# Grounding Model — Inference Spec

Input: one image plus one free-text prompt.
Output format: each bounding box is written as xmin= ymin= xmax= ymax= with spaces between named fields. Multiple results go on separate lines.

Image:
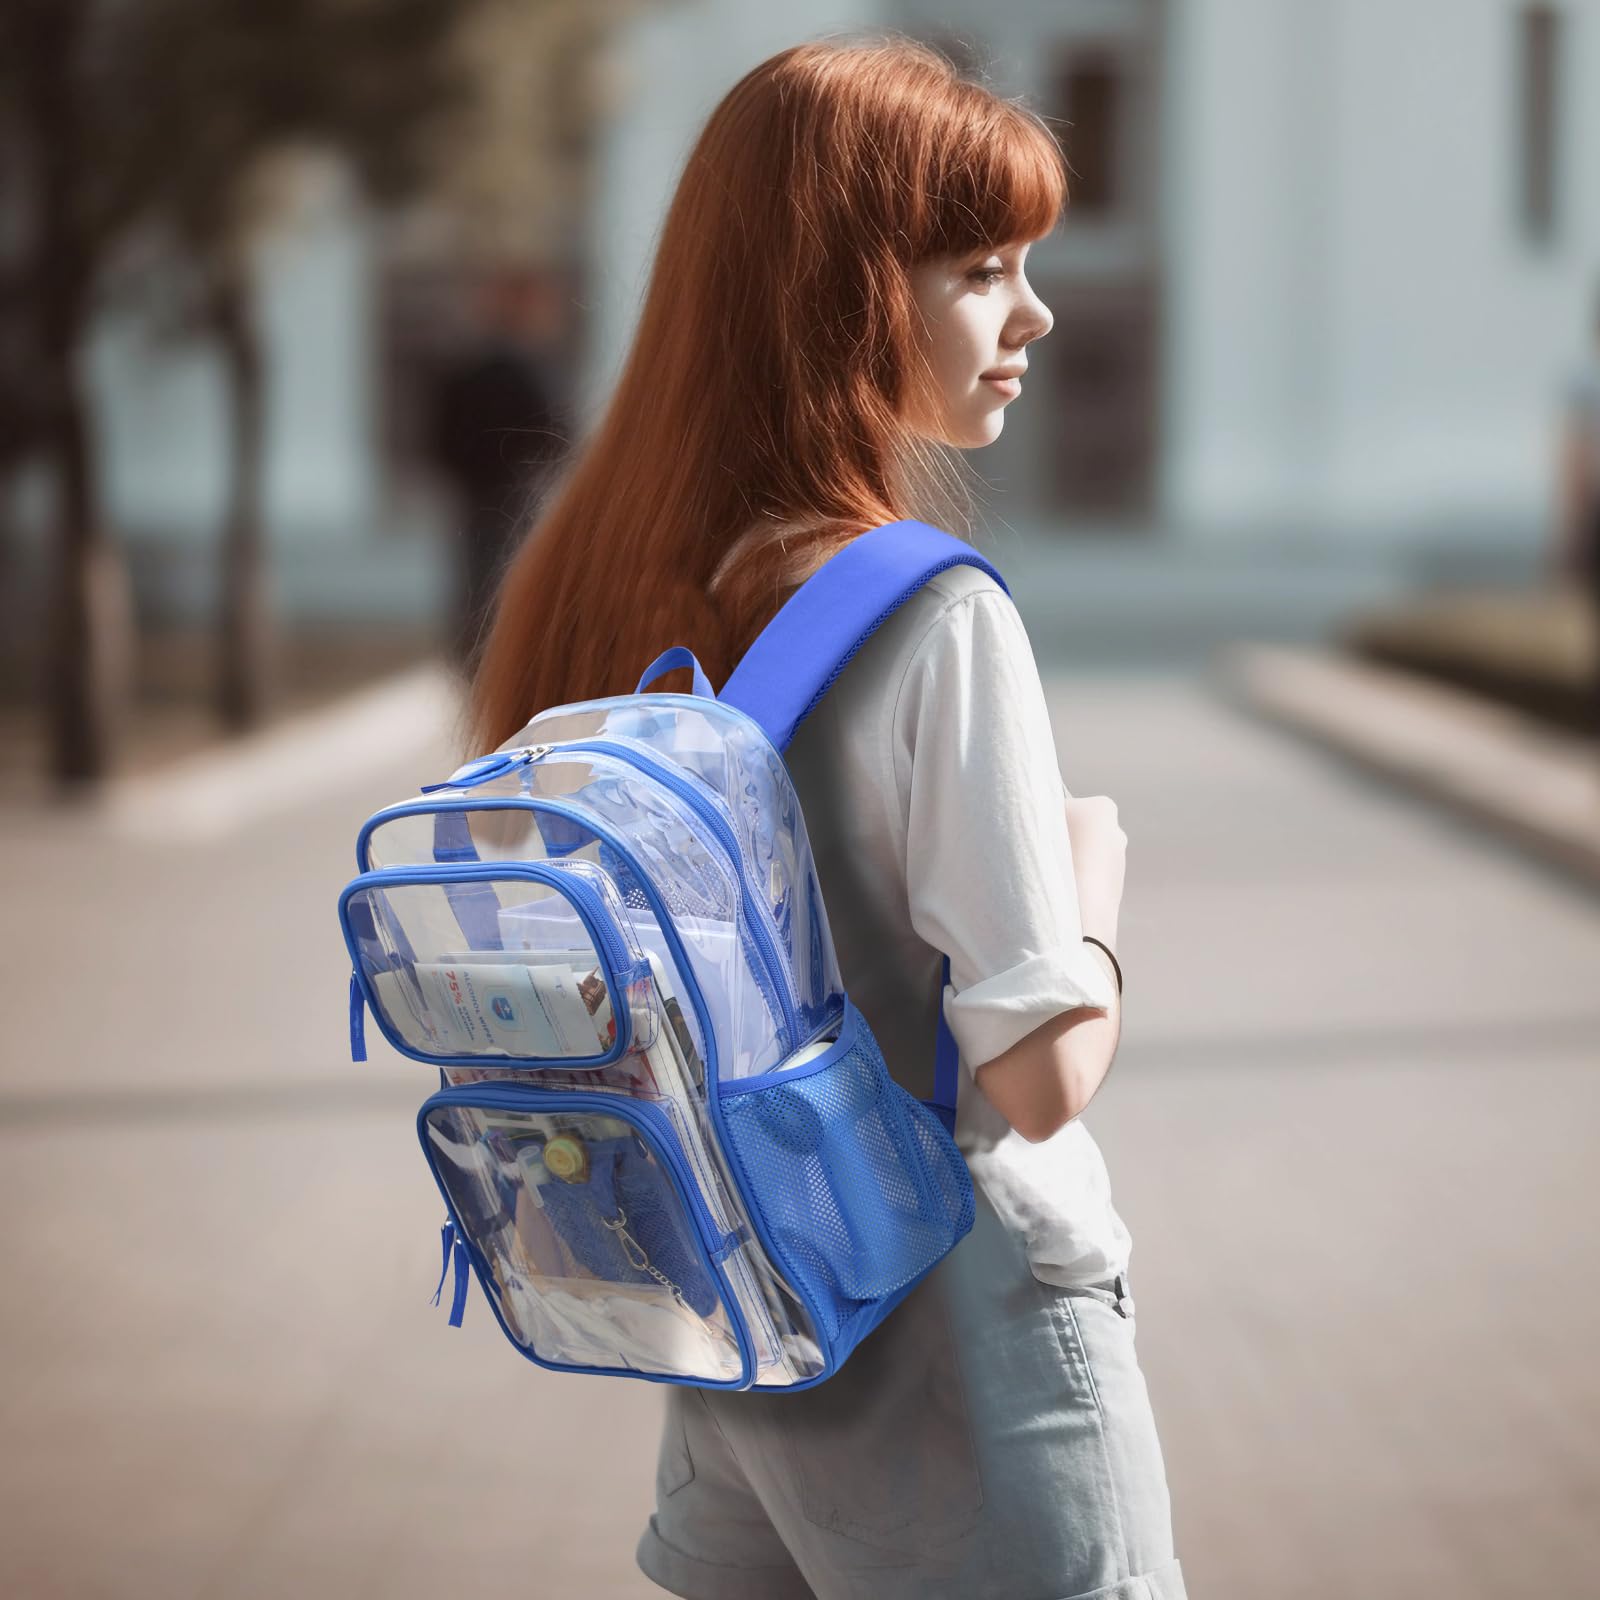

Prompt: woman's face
xmin=905 ymin=239 xmax=1052 ymax=448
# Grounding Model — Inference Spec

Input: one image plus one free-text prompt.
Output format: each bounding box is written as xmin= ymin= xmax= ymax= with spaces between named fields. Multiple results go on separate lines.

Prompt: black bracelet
xmin=1081 ymin=935 xmax=1123 ymax=997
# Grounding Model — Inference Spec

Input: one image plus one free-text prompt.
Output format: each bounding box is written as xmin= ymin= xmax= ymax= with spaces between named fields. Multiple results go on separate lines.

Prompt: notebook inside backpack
xmin=415 ymin=952 xmax=610 ymax=1057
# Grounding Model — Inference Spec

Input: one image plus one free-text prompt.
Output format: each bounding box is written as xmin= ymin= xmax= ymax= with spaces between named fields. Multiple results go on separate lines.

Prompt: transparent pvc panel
xmin=364 ymin=749 xmax=794 ymax=1079
xmin=363 ymin=803 xmax=561 ymax=870
xmin=362 ymin=754 xmax=616 ymax=870
xmin=514 ymin=698 xmax=846 ymax=1059
xmin=424 ymin=1100 xmax=747 ymax=1381
xmin=346 ymin=860 xmax=651 ymax=1066
xmin=434 ymin=949 xmax=838 ymax=1386
xmin=424 ymin=1079 xmax=830 ymax=1387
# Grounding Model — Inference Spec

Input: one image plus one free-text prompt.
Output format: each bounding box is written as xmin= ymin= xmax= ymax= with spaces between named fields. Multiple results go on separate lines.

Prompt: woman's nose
xmin=1011 ymin=295 xmax=1052 ymax=349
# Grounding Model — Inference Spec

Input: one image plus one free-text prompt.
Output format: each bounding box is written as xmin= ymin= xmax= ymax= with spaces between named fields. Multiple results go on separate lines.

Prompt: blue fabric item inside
xmin=535 ymin=1135 xmax=720 ymax=1317
xmin=430 ymin=810 xmax=504 ymax=950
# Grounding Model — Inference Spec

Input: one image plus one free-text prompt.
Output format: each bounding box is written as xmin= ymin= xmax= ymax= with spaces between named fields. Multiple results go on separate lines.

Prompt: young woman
xmin=469 ymin=34 xmax=1186 ymax=1600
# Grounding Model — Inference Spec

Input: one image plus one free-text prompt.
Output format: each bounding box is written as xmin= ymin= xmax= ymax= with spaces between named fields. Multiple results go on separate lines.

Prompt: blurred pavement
xmin=1224 ymin=641 xmax=1600 ymax=884
xmin=1 ymin=656 xmax=1597 ymax=1598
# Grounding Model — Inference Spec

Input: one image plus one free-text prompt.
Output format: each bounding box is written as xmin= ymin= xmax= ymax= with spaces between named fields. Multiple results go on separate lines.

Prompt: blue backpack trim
xmin=349 ymin=519 xmax=999 ymax=1389
xmin=636 ymin=644 xmax=717 ymax=700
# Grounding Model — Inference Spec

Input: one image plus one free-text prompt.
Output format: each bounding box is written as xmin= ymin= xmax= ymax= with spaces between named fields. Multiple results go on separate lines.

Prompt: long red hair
xmin=467 ymin=33 xmax=1066 ymax=752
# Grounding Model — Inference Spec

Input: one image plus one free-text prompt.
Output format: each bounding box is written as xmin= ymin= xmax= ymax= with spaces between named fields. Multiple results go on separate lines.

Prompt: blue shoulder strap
xmin=716 ymin=520 xmax=1010 ymax=752
xmin=716 ymin=519 xmax=1011 ymax=1136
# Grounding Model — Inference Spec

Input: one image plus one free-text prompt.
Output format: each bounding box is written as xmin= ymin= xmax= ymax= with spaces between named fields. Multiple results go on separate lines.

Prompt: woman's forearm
xmin=1059 ymin=943 xmax=1123 ymax=1122
xmin=973 ymin=957 xmax=1122 ymax=1142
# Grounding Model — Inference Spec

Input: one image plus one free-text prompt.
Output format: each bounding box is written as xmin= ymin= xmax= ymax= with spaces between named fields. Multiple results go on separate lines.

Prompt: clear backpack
xmin=337 ymin=521 xmax=1005 ymax=1389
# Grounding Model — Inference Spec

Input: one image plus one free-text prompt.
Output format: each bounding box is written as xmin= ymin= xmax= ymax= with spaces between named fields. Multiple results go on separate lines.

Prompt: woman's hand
xmin=1063 ymin=794 xmax=1126 ymax=951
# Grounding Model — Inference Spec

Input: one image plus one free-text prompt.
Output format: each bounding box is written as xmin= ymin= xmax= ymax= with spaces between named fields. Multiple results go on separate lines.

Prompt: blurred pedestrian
xmin=469 ymin=35 xmax=1185 ymax=1600
xmin=427 ymin=266 xmax=568 ymax=674
xmin=1554 ymin=276 xmax=1600 ymax=740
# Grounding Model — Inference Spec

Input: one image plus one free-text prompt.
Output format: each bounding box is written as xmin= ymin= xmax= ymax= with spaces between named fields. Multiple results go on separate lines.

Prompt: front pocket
xmin=419 ymin=1087 xmax=753 ymax=1385
xmin=341 ymin=859 xmax=651 ymax=1069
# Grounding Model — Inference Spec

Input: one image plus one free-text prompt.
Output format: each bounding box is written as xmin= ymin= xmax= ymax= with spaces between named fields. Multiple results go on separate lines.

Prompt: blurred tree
xmin=0 ymin=1 xmax=145 ymax=785
xmin=0 ymin=0 xmax=487 ymax=777
xmin=121 ymin=0 xmax=485 ymax=732
xmin=1 ymin=0 xmax=633 ymax=777
xmin=439 ymin=0 xmax=628 ymax=264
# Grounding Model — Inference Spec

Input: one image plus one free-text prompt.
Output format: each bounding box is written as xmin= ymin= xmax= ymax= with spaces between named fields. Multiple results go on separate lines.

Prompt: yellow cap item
xmin=543 ymin=1133 xmax=589 ymax=1184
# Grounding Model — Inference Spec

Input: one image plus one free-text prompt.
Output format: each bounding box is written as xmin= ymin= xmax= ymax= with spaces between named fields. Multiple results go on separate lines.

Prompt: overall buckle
xmin=1112 ymin=1272 xmax=1136 ymax=1320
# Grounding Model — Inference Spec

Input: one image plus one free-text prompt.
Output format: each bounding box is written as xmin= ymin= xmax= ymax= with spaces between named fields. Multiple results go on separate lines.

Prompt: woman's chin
xmin=927 ymin=409 xmax=1006 ymax=449
xmin=962 ymin=411 xmax=1006 ymax=448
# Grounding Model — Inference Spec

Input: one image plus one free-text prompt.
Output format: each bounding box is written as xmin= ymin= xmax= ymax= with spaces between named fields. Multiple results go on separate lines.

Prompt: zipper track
xmin=340 ymin=859 xmax=638 ymax=1070
xmin=420 ymin=1083 xmax=755 ymax=1387
xmin=559 ymin=738 xmax=802 ymax=1053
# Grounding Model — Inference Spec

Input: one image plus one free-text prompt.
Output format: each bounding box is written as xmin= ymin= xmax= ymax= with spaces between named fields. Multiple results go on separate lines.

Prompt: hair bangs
xmin=916 ymin=96 xmax=1067 ymax=260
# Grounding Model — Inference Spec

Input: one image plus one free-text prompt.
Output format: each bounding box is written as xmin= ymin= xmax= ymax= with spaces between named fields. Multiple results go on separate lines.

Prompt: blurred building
xmin=595 ymin=0 xmax=1600 ymax=569
xmin=12 ymin=0 xmax=1597 ymax=647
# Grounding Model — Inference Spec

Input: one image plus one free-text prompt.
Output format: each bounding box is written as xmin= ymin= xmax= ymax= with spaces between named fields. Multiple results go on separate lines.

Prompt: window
xmin=1055 ymin=49 xmax=1123 ymax=219
xmin=1516 ymin=5 xmax=1561 ymax=242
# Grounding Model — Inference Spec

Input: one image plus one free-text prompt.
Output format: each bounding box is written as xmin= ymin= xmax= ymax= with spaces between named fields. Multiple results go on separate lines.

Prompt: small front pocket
xmin=341 ymin=859 xmax=654 ymax=1069
xmin=419 ymin=1086 xmax=753 ymax=1385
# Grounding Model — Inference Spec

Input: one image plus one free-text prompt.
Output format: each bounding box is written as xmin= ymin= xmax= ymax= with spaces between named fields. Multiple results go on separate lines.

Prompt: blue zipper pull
xmin=349 ymin=972 xmax=367 ymax=1062
xmin=431 ymin=1216 xmax=471 ymax=1327
xmin=432 ymin=1218 xmax=454 ymax=1307
xmin=447 ymin=1233 xmax=471 ymax=1327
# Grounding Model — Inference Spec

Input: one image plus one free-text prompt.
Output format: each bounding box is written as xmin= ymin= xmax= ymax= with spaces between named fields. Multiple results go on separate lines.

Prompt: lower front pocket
xmin=419 ymin=1088 xmax=750 ymax=1385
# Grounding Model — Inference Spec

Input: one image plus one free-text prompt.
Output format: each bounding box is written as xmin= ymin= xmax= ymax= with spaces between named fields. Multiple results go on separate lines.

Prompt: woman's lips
xmin=981 ymin=375 xmax=1022 ymax=397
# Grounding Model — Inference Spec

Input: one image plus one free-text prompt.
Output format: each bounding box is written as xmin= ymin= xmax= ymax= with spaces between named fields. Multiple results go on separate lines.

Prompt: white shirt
xmin=783 ymin=559 xmax=1132 ymax=1288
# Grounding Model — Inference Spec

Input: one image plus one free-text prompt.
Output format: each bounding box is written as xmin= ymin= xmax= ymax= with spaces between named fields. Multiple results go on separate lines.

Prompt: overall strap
xmin=717 ymin=519 xmax=1010 ymax=1135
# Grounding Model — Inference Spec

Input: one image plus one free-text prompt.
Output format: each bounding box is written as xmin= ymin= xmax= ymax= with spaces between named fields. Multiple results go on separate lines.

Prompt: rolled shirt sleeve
xmin=893 ymin=586 xmax=1117 ymax=1073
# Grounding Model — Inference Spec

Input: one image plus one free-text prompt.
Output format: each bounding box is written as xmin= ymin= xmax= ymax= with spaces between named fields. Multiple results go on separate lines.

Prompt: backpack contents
xmin=423 ymin=1099 xmax=744 ymax=1380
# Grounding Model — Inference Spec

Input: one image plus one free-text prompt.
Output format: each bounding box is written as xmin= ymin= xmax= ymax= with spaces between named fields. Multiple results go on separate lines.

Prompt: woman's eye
xmin=969 ymin=268 xmax=1005 ymax=286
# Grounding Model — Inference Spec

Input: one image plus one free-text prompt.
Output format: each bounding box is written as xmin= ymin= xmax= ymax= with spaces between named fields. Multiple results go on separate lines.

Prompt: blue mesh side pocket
xmin=719 ymin=998 xmax=972 ymax=1334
